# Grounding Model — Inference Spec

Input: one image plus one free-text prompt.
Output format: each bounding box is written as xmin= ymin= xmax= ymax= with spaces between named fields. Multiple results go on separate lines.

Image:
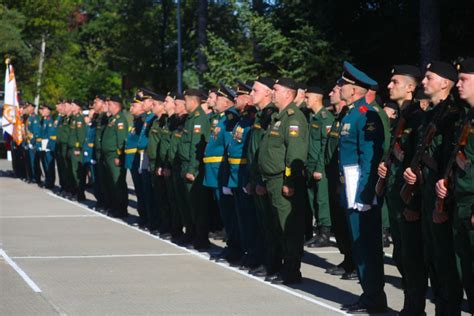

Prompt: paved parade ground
xmin=0 ymin=159 xmax=468 ymax=315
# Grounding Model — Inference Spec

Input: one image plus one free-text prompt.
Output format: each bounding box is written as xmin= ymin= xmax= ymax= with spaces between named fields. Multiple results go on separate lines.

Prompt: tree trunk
xmin=197 ymin=0 xmax=208 ymax=77
xmin=34 ymin=34 xmax=46 ymax=113
xmin=419 ymin=0 xmax=440 ymax=67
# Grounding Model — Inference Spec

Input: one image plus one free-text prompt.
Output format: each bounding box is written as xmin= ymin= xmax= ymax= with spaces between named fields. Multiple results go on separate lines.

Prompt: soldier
xmin=247 ymin=77 xmax=281 ymax=278
xmin=377 ymin=65 xmax=426 ymax=314
xmin=304 ymin=86 xmax=334 ymax=248
xmin=66 ymin=101 xmax=86 ymax=201
xmin=435 ymin=57 xmax=474 ymax=314
xmin=56 ymin=101 xmax=72 ymax=196
xmin=205 ymin=83 xmax=240 ymax=261
xmin=82 ymin=105 xmax=96 ymax=192
xmin=91 ymin=96 xmax=109 ymax=212
xmin=101 ymin=96 xmax=129 ymax=218
xmin=147 ymin=94 xmax=170 ymax=236
xmin=258 ymin=77 xmax=308 ymax=285
xmin=124 ymin=98 xmax=146 ymax=225
xmin=226 ymin=80 xmax=262 ymax=270
xmin=177 ymin=89 xmax=211 ymax=249
xmin=137 ymin=94 xmax=157 ymax=231
xmin=403 ymin=62 xmax=464 ymax=315
xmin=324 ymin=82 xmax=356 ymax=280
xmin=163 ymin=93 xmax=188 ymax=241
xmin=38 ymin=104 xmax=57 ymax=189
xmin=337 ymin=62 xmax=387 ymax=313
xmin=24 ymin=102 xmax=42 ymax=184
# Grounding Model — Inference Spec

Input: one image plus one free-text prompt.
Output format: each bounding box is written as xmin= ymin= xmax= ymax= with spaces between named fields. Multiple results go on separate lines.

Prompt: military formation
xmin=8 ymin=58 xmax=474 ymax=315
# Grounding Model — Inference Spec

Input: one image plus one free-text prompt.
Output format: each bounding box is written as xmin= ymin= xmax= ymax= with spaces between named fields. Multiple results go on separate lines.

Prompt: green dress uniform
xmin=66 ymin=112 xmax=86 ymax=199
xmin=101 ymin=111 xmax=129 ymax=217
xmin=413 ymin=95 xmax=464 ymax=314
xmin=148 ymin=114 xmax=171 ymax=234
xmin=452 ymin=108 xmax=474 ymax=313
xmin=324 ymin=105 xmax=355 ymax=273
xmin=176 ymin=106 xmax=211 ymax=247
xmin=306 ymin=107 xmax=334 ymax=245
xmin=165 ymin=113 xmax=188 ymax=239
xmin=56 ymin=114 xmax=70 ymax=193
xmin=247 ymin=103 xmax=281 ymax=276
xmin=258 ymin=102 xmax=308 ymax=282
xmin=93 ymin=113 xmax=109 ymax=210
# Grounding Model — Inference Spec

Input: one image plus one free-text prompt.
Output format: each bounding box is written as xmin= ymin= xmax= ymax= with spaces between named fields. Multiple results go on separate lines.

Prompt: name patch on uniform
xmin=341 ymin=123 xmax=351 ymax=136
xmin=194 ymin=125 xmax=201 ymax=133
xmin=311 ymin=123 xmax=320 ymax=129
xmin=213 ymin=126 xmax=221 ymax=137
xmin=289 ymin=125 xmax=299 ymax=137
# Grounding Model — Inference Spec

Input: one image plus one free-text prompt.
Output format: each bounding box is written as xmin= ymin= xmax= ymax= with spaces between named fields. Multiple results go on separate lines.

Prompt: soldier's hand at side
xmin=312 ymin=172 xmax=322 ymax=181
xmin=185 ymin=173 xmax=195 ymax=182
xmin=432 ymin=211 xmax=448 ymax=224
xmin=378 ymin=162 xmax=387 ymax=179
xmin=114 ymin=158 xmax=121 ymax=167
xmin=282 ymin=185 xmax=294 ymax=197
xmin=403 ymin=168 xmax=417 ymax=185
xmin=435 ymin=179 xmax=447 ymax=199
xmin=255 ymin=184 xmax=267 ymax=196
xmin=403 ymin=209 xmax=420 ymax=222
xmin=156 ymin=167 xmax=162 ymax=177
xmin=245 ymin=183 xmax=255 ymax=195
xmin=74 ymin=150 xmax=80 ymax=157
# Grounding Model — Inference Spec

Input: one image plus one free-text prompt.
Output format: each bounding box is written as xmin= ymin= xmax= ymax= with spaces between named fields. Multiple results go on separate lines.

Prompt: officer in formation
xmin=15 ymin=58 xmax=474 ymax=315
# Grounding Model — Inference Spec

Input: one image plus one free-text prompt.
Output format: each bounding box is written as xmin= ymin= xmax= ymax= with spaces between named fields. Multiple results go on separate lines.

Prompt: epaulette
xmin=227 ymin=113 xmax=234 ymax=120
xmin=288 ymin=109 xmax=295 ymax=115
xmin=195 ymin=111 xmax=200 ymax=117
xmin=321 ymin=110 xmax=327 ymax=119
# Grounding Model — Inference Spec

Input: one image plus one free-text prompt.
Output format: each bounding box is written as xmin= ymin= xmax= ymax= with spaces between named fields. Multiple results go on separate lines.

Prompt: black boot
xmin=383 ymin=228 xmax=391 ymax=248
xmin=306 ymin=226 xmax=331 ymax=247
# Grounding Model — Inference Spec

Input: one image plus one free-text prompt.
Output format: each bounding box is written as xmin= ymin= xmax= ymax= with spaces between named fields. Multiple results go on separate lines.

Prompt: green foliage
xmin=0 ymin=6 xmax=31 ymax=62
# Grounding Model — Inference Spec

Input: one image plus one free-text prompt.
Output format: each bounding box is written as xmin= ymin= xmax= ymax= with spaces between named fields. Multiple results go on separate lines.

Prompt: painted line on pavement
xmin=329 ymin=236 xmax=393 ymax=258
xmin=0 ymin=214 xmax=100 ymax=219
xmin=0 ymin=249 xmax=42 ymax=293
xmin=46 ymin=191 xmax=349 ymax=315
xmin=13 ymin=253 xmax=191 ymax=260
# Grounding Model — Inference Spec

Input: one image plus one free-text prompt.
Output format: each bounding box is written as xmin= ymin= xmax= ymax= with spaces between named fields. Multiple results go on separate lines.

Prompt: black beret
xmin=275 ymin=77 xmax=298 ymax=90
xmin=94 ymin=94 xmax=106 ymax=100
xmin=217 ymin=82 xmax=236 ymax=100
xmin=457 ymin=58 xmax=474 ymax=74
xmin=426 ymin=61 xmax=458 ymax=82
xmin=175 ymin=93 xmax=184 ymax=101
xmin=297 ymin=82 xmax=308 ymax=91
xmin=107 ymin=95 xmax=122 ymax=103
xmin=255 ymin=77 xmax=275 ymax=90
xmin=184 ymin=88 xmax=203 ymax=98
xmin=391 ymin=65 xmax=422 ymax=80
xmin=235 ymin=79 xmax=252 ymax=95
xmin=208 ymin=88 xmax=218 ymax=94
xmin=306 ymin=86 xmax=324 ymax=95
xmin=40 ymin=103 xmax=55 ymax=111
xmin=384 ymin=101 xmax=399 ymax=111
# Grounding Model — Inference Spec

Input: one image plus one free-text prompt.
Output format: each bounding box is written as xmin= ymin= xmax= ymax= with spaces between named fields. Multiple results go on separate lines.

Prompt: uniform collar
xmin=276 ymin=102 xmax=297 ymax=119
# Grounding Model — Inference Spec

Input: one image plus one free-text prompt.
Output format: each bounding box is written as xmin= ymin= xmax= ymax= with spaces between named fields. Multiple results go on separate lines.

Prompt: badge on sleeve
xmin=289 ymin=125 xmax=299 ymax=137
xmin=193 ymin=124 xmax=201 ymax=133
xmin=117 ymin=122 xmax=124 ymax=130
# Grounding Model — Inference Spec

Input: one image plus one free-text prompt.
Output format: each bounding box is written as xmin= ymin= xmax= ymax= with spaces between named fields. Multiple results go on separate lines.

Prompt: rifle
xmin=400 ymin=100 xmax=451 ymax=205
xmin=434 ymin=109 xmax=473 ymax=212
xmin=375 ymin=101 xmax=420 ymax=196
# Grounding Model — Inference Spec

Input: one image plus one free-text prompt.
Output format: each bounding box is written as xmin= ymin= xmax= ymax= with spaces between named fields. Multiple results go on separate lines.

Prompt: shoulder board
xmin=321 ymin=110 xmax=327 ymax=119
xmin=195 ymin=111 xmax=200 ymax=117
xmin=227 ymin=113 xmax=234 ymax=120
xmin=287 ymin=109 xmax=295 ymax=115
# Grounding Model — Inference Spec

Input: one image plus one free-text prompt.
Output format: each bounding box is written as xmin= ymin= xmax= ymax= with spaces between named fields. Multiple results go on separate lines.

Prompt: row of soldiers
xmin=9 ymin=58 xmax=474 ymax=315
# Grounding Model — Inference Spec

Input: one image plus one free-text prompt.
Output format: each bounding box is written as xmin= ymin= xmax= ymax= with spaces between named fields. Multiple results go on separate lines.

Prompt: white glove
xmin=222 ymin=187 xmax=233 ymax=195
xmin=242 ymin=186 xmax=248 ymax=194
xmin=355 ymin=203 xmax=372 ymax=212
